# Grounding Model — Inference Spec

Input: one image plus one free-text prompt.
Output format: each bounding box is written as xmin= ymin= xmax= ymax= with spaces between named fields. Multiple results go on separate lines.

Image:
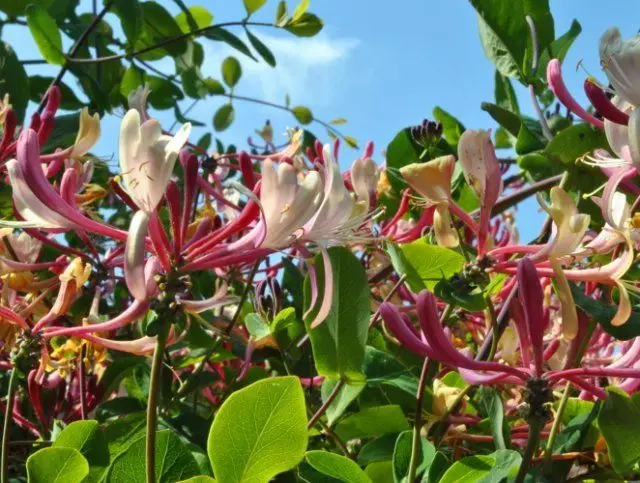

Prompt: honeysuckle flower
xmin=400 ymin=155 xmax=459 ymax=247
xmin=458 ymin=130 xmax=503 ymax=256
xmin=0 ymin=93 xmax=11 ymax=125
xmin=600 ymin=28 xmax=640 ymax=107
xmin=70 ymin=108 xmax=100 ymax=159
xmin=118 ymin=109 xmax=192 ymax=214
xmin=350 ymin=155 xmax=378 ymax=209
xmin=128 ymin=84 xmax=152 ymax=121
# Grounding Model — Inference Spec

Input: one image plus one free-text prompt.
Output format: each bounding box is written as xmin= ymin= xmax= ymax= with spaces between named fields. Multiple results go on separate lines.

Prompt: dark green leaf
xmin=204 ymin=78 xmax=226 ymax=95
xmin=392 ymin=431 xmax=436 ymax=482
xmin=477 ymin=388 xmax=510 ymax=450
xmin=246 ymin=29 xmax=276 ymax=67
xmin=385 ymin=128 xmax=423 ymax=192
xmin=321 ymin=379 xmax=365 ymax=426
xmin=213 ymin=103 xmax=235 ymax=131
xmin=29 ymin=76 xmax=83 ymax=110
xmin=0 ymin=42 xmax=29 ymax=123
xmin=494 ymin=70 xmax=519 ymax=113
xmin=570 ymin=283 xmax=640 ymax=340
xmin=207 ymin=376 xmax=308 ymax=482
xmin=358 ymin=434 xmax=400 ymax=465
xmin=175 ymin=6 xmax=213 ymax=33
xmin=136 ymin=3 xmax=187 ymax=60
xmin=544 ymin=123 xmax=609 ymax=164
xmin=285 ymin=12 xmax=323 ymax=37
xmin=204 ymin=28 xmax=258 ymax=61
xmin=197 ymin=133 xmax=212 ymax=151
xmin=539 ymin=20 xmax=582 ymax=76
xmin=112 ymin=0 xmax=142 ymax=44
xmin=120 ymin=65 xmax=146 ymax=99
xmin=303 ymin=247 xmax=370 ymax=381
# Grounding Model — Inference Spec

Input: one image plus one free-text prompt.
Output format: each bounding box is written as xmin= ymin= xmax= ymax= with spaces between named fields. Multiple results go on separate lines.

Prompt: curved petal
xmin=125 ymin=210 xmax=150 ymax=301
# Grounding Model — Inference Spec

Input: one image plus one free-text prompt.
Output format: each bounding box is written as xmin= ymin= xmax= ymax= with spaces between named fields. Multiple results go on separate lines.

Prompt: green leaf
xmin=245 ymin=312 xmax=271 ymax=340
xmin=598 ymin=388 xmax=640 ymax=475
xmin=53 ymin=420 xmax=109 ymax=482
xmin=221 ymin=56 xmax=242 ymax=88
xmin=438 ymin=449 xmax=521 ymax=483
xmin=204 ymin=28 xmax=257 ymax=61
xmin=481 ymin=102 xmax=522 ymax=137
xmin=291 ymin=0 xmax=310 ymax=21
xmin=539 ymin=20 xmax=582 ymax=76
xmin=570 ymin=282 xmax=640 ymax=340
xmin=102 ymin=412 xmax=147 ymax=462
xmin=275 ymin=1 xmax=288 ymax=26
xmin=207 ymin=376 xmax=307 ymax=483
xmin=434 ymin=278 xmax=486 ymax=312
xmin=112 ymin=0 xmax=142 ymax=44
xmin=481 ymin=102 xmax=545 ymax=154
xmin=213 ymin=103 xmax=235 ymax=131
xmin=432 ymin=107 xmax=465 ymax=148
xmin=303 ymin=247 xmax=370 ymax=380
xmin=26 ymin=4 xmax=64 ymax=65
xmin=244 ymin=0 xmax=267 ymax=15
xmin=246 ymin=30 xmax=276 ymax=67
xmin=120 ymin=65 xmax=146 ymax=99
xmin=364 ymin=346 xmax=418 ymax=397
xmin=390 ymin=238 xmax=465 ymax=291
xmin=179 ymin=477 xmax=216 ymax=483
xmin=470 ymin=0 xmax=554 ymax=81
xmin=424 ymin=452 xmax=449 ymax=483
xmin=0 ymin=42 xmax=29 ymax=123
xmin=358 ymin=434 xmax=400 ymax=465
xmin=107 ymin=429 xmax=199 ymax=482
xmin=477 ymin=388 xmax=509 ymax=450
xmin=292 ymin=105 xmax=313 ymax=124
xmin=321 ymin=379 xmax=365 ymax=426
xmin=305 ymin=451 xmax=371 ymax=483
xmin=544 ymin=123 xmax=609 ymax=164
xmin=335 ymin=405 xmax=410 ymax=441
xmin=175 ymin=6 xmax=213 ymax=33
xmin=385 ymin=128 xmax=422 ymax=192
xmin=344 ymin=135 xmax=359 ymax=149
xmin=392 ymin=431 xmax=436 ymax=482
xmin=285 ymin=12 xmax=324 ymax=37
xmin=365 ymin=462 xmax=395 ymax=483
xmin=136 ymin=2 xmax=187 ymax=60
xmin=26 ymin=447 xmax=89 ymax=483
xmin=494 ymin=70 xmax=519 ymax=114
xmin=204 ymin=78 xmax=226 ymax=95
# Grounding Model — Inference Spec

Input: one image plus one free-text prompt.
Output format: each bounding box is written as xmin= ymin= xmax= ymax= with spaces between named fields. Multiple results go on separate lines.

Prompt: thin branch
xmin=308 ymin=380 xmax=345 ymax=429
xmin=525 ymin=15 xmax=553 ymax=141
xmin=37 ymin=0 xmax=114 ymax=113
xmin=66 ymin=21 xmax=275 ymax=64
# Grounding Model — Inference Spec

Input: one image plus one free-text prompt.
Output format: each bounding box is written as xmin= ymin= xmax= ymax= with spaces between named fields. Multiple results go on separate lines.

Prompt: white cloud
xmin=202 ymin=32 xmax=360 ymax=108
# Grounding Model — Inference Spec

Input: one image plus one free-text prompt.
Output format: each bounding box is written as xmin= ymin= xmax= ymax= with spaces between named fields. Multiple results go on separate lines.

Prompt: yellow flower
xmin=71 ymin=108 xmax=101 ymax=158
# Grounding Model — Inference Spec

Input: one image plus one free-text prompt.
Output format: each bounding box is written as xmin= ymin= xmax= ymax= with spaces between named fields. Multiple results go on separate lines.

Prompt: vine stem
xmin=407 ymin=358 xmax=431 ymax=483
xmin=543 ymin=381 xmax=572 ymax=461
xmin=516 ymin=415 xmax=545 ymax=483
xmin=78 ymin=345 xmax=87 ymax=420
xmin=307 ymin=379 xmax=345 ymax=429
xmin=145 ymin=322 xmax=171 ymax=483
xmin=1 ymin=368 xmax=19 ymax=483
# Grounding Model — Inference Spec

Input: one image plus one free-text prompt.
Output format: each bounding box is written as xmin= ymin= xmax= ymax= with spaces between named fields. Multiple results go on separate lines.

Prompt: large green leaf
xmin=335 ymin=405 xmax=410 ymax=441
xmin=544 ymin=123 xmax=609 ymax=164
xmin=107 ymin=430 xmax=199 ymax=482
xmin=438 ymin=449 xmax=521 ymax=483
xmin=598 ymin=387 xmax=640 ymax=475
xmin=494 ymin=70 xmax=519 ymax=113
xmin=470 ymin=0 xmax=554 ymax=81
xmin=207 ymin=376 xmax=308 ymax=483
xmin=321 ymin=379 xmax=365 ymax=426
xmin=305 ymin=451 xmax=371 ymax=483
xmin=112 ymin=0 xmax=142 ymax=44
xmin=53 ymin=420 xmax=109 ymax=482
xmin=304 ymin=247 xmax=370 ymax=381
xmin=0 ymin=42 xmax=29 ymax=123
xmin=385 ymin=128 xmax=422 ymax=192
xmin=221 ymin=56 xmax=242 ymax=88
xmin=387 ymin=238 xmax=465 ymax=291
xmin=392 ymin=431 xmax=436 ymax=482
xmin=538 ymin=19 xmax=582 ymax=76
xmin=26 ymin=447 xmax=89 ymax=483
xmin=26 ymin=4 xmax=64 ymax=65
xmin=432 ymin=107 xmax=465 ymax=148
xmin=476 ymin=388 xmax=509 ymax=450
xmin=135 ymin=2 xmax=187 ymax=60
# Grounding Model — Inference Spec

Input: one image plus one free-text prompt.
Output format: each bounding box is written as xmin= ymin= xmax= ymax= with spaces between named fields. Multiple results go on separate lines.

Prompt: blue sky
xmin=7 ymin=0 xmax=640 ymax=241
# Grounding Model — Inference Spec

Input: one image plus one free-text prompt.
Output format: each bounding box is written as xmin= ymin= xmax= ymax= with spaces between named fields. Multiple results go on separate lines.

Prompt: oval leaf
xmin=305 ymin=451 xmax=371 ymax=483
xmin=246 ymin=30 xmax=276 ymax=67
xmin=26 ymin=4 xmax=64 ymax=65
xmin=244 ymin=0 xmax=267 ymax=15
xmin=213 ymin=103 xmax=235 ymax=131
xmin=207 ymin=376 xmax=308 ymax=483
xmin=221 ymin=56 xmax=242 ymax=88
xmin=26 ymin=447 xmax=89 ymax=483
xmin=292 ymin=105 xmax=313 ymax=125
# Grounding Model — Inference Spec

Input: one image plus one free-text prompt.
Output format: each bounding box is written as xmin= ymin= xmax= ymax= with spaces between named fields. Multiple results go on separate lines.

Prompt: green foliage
xmin=304 ymin=247 xmax=370 ymax=381
xmin=221 ymin=56 xmax=242 ymax=88
xmin=334 ymin=406 xmax=410 ymax=441
xmin=26 ymin=447 xmax=90 ymax=483
xmin=213 ymin=103 xmax=235 ymax=131
xmin=207 ymin=376 xmax=308 ymax=482
xmin=0 ymin=42 xmax=30 ymax=122
xmin=305 ymin=451 xmax=372 ymax=482
xmin=26 ymin=4 xmax=64 ymax=65
xmin=386 ymin=239 xmax=465 ymax=292
xmin=392 ymin=431 xmax=436 ymax=482
xmin=292 ymin=105 xmax=314 ymax=124
xmin=598 ymin=388 xmax=640 ymax=475
xmin=53 ymin=420 xmax=110 ymax=482
xmin=438 ymin=449 xmax=522 ymax=482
